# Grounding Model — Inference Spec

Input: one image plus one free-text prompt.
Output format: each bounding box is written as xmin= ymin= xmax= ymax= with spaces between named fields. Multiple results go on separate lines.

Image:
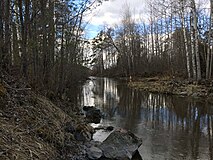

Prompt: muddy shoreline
xmin=1 ymin=73 xmax=144 ymax=160
xmin=128 ymin=77 xmax=213 ymax=102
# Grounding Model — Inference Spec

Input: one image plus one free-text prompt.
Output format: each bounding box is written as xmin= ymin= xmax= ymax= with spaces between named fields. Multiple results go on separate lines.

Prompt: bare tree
xmin=191 ymin=0 xmax=201 ymax=80
xmin=206 ymin=0 xmax=213 ymax=79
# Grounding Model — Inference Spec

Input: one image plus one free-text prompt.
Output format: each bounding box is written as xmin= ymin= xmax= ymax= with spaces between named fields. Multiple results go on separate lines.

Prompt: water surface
xmin=80 ymin=77 xmax=213 ymax=160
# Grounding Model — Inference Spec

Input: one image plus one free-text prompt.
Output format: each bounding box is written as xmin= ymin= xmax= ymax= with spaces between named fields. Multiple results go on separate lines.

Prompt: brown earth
xmin=128 ymin=76 xmax=213 ymax=101
xmin=0 ymin=72 xmax=89 ymax=160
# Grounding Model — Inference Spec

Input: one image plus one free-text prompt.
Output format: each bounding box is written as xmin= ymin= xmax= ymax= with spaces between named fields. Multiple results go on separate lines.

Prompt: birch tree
xmin=191 ymin=0 xmax=201 ymax=80
xmin=191 ymin=12 xmax=197 ymax=79
xmin=0 ymin=0 xmax=101 ymax=95
xmin=206 ymin=0 xmax=213 ymax=79
xmin=180 ymin=1 xmax=191 ymax=79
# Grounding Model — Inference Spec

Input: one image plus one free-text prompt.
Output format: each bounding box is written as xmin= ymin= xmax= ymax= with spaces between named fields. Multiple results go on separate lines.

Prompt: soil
xmin=0 ymin=72 xmax=89 ymax=160
xmin=3 ymin=73 xmax=212 ymax=159
xmin=128 ymin=76 xmax=213 ymax=101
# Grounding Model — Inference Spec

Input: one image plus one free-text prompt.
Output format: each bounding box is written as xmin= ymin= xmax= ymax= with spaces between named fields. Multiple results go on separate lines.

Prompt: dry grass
xmin=0 ymin=90 xmax=75 ymax=160
xmin=0 ymin=118 xmax=56 ymax=159
xmin=129 ymin=81 xmax=172 ymax=94
xmin=129 ymin=77 xmax=209 ymax=97
xmin=0 ymin=83 xmax=6 ymax=97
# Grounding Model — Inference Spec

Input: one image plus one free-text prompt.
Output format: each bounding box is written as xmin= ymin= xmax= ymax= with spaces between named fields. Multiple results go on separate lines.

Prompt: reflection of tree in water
xmin=116 ymin=84 xmax=142 ymax=130
xmin=207 ymin=111 xmax=213 ymax=160
xmin=102 ymin=78 xmax=119 ymax=118
xmin=169 ymin=97 xmax=212 ymax=159
xmin=83 ymin=80 xmax=96 ymax=106
xmin=81 ymin=78 xmax=213 ymax=159
xmin=86 ymin=78 xmax=119 ymax=117
xmin=116 ymin=85 xmax=213 ymax=159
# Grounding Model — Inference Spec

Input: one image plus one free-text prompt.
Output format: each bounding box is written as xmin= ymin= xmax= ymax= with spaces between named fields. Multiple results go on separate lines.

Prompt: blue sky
xmin=83 ymin=0 xmax=149 ymax=39
xmin=83 ymin=0 xmax=210 ymax=39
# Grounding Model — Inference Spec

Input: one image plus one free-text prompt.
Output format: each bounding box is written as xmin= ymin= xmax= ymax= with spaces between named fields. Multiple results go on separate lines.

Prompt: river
xmin=75 ymin=77 xmax=213 ymax=160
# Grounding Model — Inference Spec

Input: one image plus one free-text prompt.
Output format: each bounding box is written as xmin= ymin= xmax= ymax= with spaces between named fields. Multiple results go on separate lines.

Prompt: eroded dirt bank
xmin=0 ymin=73 xmax=90 ymax=160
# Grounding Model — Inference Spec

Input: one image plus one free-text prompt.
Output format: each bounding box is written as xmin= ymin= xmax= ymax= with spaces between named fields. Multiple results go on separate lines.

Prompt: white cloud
xmin=83 ymin=0 xmax=149 ymax=38
xmin=83 ymin=0 xmax=210 ymax=38
xmin=84 ymin=0 xmax=148 ymax=27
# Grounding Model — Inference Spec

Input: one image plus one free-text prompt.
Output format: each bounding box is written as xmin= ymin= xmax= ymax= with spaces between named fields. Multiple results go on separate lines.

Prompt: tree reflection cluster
xmin=81 ymin=78 xmax=213 ymax=159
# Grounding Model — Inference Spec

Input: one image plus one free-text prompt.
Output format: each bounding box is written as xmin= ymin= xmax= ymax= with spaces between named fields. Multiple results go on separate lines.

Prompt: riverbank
xmin=0 ymin=72 xmax=91 ymax=159
xmin=0 ymin=73 xmax=144 ymax=160
xmin=128 ymin=76 xmax=213 ymax=100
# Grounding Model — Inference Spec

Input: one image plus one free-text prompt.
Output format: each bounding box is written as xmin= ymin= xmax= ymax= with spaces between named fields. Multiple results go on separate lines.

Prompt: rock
xmin=62 ymin=142 xmax=87 ymax=160
xmin=85 ymin=107 xmax=102 ymax=124
xmin=105 ymin=126 xmax=114 ymax=131
xmin=94 ymin=125 xmax=114 ymax=132
xmin=100 ymin=129 xmax=142 ymax=160
xmin=83 ymin=106 xmax=95 ymax=111
xmin=132 ymin=150 xmax=143 ymax=160
xmin=87 ymin=146 xmax=103 ymax=159
xmin=85 ymin=140 xmax=102 ymax=148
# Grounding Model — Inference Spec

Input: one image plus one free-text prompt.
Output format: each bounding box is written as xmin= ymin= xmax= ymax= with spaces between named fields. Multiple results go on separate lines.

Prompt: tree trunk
xmin=0 ymin=0 xmax=4 ymax=68
xmin=151 ymin=19 xmax=155 ymax=59
xmin=3 ymin=0 xmax=11 ymax=70
xmin=181 ymin=6 xmax=191 ymax=79
xmin=40 ymin=0 xmax=48 ymax=82
xmin=58 ymin=24 xmax=65 ymax=94
xmin=190 ymin=13 xmax=197 ymax=79
xmin=12 ymin=21 xmax=20 ymax=66
xmin=206 ymin=0 xmax=213 ymax=79
xmin=18 ymin=0 xmax=28 ymax=77
xmin=191 ymin=0 xmax=201 ymax=80
xmin=48 ymin=0 xmax=55 ymax=66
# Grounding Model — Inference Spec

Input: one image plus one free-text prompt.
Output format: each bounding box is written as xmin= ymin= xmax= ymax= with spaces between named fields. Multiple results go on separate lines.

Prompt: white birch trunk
xmin=191 ymin=0 xmax=201 ymax=80
xmin=206 ymin=0 xmax=213 ymax=79
xmin=181 ymin=4 xmax=191 ymax=79
xmin=190 ymin=13 xmax=197 ymax=79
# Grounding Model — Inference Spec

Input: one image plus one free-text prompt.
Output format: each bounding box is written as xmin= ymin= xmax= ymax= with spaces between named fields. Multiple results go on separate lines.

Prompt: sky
xmin=83 ymin=0 xmax=210 ymax=39
xmin=84 ymin=0 xmax=149 ymax=39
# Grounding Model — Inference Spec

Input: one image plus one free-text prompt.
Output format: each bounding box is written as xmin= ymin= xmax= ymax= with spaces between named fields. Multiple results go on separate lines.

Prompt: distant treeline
xmin=90 ymin=0 xmax=213 ymax=80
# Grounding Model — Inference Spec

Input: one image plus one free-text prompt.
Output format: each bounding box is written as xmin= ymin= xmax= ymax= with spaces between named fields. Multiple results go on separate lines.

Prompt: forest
xmin=0 ymin=0 xmax=213 ymax=160
xmin=0 ymin=0 xmax=99 ymax=96
xmin=90 ymin=0 xmax=212 ymax=81
xmin=0 ymin=0 xmax=213 ymax=91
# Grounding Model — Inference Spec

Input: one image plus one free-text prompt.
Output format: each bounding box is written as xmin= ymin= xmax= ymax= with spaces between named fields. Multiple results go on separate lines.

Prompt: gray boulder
xmin=87 ymin=146 xmax=103 ymax=160
xmin=83 ymin=106 xmax=95 ymax=111
xmin=99 ymin=129 xmax=142 ymax=160
xmin=85 ymin=107 xmax=102 ymax=124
